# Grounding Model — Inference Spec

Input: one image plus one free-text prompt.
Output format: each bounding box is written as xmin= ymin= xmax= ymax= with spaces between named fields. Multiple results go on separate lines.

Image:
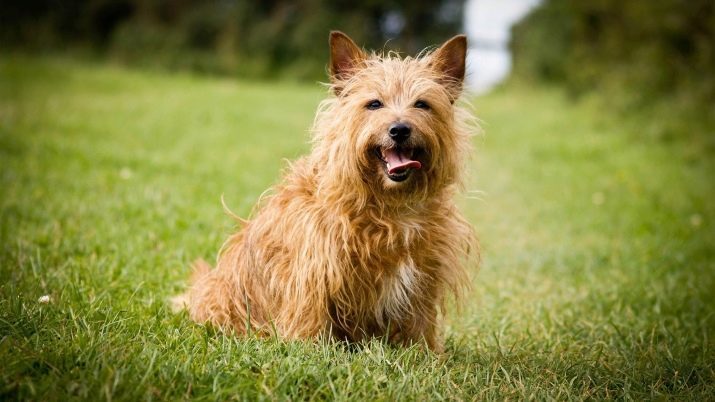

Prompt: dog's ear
xmin=431 ymin=34 xmax=467 ymax=99
xmin=329 ymin=31 xmax=365 ymax=94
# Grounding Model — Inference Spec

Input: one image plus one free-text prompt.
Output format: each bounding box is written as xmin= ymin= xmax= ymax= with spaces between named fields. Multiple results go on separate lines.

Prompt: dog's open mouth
xmin=375 ymin=146 xmax=423 ymax=182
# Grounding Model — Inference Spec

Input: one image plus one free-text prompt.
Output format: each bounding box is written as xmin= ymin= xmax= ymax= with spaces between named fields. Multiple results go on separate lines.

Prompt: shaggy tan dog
xmin=174 ymin=31 xmax=476 ymax=352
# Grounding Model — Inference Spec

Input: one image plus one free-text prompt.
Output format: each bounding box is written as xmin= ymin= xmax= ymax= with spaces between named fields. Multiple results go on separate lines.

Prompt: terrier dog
xmin=174 ymin=31 xmax=476 ymax=352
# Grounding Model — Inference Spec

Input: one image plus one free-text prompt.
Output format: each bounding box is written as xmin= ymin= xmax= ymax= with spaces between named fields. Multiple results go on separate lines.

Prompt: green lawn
xmin=1 ymin=56 xmax=713 ymax=400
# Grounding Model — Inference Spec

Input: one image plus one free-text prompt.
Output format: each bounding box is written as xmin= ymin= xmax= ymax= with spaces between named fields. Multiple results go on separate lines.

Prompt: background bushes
xmin=0 ymin=0 xmax=464 ymax=80
xmin=510 ymin=0 xmax=715 ymax=143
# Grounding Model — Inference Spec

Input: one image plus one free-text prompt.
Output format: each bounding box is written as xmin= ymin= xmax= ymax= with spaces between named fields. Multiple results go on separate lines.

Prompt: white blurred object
xmin=464 ymin=0 xmax=541 ymax=94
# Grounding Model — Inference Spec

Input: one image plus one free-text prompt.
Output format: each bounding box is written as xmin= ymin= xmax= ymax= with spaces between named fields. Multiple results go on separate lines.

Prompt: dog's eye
xmin=366 ymin=100 xmax=383 ymax=110
xmin=414 ymin=100 xmax=430 ymax=110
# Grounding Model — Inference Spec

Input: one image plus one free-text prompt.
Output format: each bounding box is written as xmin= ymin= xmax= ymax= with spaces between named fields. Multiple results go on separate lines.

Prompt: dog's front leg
xmin=389 ymin=308 xmax=444 ymax=353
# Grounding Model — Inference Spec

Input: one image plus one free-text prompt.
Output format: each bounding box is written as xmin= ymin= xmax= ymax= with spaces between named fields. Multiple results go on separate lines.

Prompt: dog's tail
xmin=189 ymin=258 xmax=212 ymax=281
xmin=169 ymin=259 xmax=212 ymax=313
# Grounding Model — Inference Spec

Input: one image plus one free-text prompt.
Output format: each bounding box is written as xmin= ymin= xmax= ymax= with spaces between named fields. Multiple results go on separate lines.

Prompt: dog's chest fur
xmin=376 ymin=258 xmax=422 ymax=324
xmin=352 ymin=216 xmax=428 ymax=325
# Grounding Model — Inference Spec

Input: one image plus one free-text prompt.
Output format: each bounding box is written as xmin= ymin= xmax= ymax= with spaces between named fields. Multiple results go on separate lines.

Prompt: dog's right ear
xmin=329 ymin=31 xmax=365 ymax=94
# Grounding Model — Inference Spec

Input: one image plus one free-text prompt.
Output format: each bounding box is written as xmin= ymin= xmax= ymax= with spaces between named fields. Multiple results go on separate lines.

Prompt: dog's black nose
xmin=389 ymin=123 xmax=411 ymax=143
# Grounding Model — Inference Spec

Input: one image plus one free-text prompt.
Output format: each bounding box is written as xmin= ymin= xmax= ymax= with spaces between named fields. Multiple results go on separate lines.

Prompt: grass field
xmin=1 ymin=56 xmax=714 ymax=400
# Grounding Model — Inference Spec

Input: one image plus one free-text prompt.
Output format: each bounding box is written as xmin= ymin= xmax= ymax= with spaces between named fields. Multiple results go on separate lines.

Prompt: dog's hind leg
xmin=172 ymin=259 xmax=249 ymax=333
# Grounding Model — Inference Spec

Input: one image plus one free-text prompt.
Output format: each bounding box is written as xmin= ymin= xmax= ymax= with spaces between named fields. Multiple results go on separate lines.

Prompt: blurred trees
xmin=0 ymin=0 xmax=464 ymax=79
xmin=511 ymin=0 xmax=715 ymax=140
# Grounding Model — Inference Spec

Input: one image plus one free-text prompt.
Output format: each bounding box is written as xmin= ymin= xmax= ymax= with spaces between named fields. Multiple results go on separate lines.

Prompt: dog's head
xmin=312 ymin=31 xmax=472 ymax=205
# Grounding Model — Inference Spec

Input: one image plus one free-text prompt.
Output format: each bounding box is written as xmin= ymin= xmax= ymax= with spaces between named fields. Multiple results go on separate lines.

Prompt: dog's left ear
xmin=431 ymin=34 xmax=467 ymax=99
xmin=329 ymin=31 xmax=366 ymax=94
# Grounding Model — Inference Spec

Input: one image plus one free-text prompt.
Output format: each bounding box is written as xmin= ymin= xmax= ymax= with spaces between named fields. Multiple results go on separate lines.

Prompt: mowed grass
xmin=1 ymin=56 xmax=713 ymax=400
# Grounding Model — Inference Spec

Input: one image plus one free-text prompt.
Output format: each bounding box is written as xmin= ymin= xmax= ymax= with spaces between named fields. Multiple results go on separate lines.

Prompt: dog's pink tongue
xmin=384 ymin=148 xmax=422 ymax=174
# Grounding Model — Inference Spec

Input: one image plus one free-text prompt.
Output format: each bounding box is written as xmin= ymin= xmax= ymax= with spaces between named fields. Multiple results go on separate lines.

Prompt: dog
xmin=173 ymin=31 xmax=476 ymax=352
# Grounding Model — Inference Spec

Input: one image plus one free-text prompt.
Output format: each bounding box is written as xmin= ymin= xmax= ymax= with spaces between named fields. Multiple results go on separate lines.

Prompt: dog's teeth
xmin=386 ymin=163 xmax=391 ymax=169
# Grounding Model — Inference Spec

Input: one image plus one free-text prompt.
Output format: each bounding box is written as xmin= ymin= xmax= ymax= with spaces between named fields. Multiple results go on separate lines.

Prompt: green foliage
xmin=0 ymin=0 xmax=464 ymax=80
xmin=511 ymin=0 xmax=715 ymax=144
xmin=1 ymin=57 xmax=714 ymax=399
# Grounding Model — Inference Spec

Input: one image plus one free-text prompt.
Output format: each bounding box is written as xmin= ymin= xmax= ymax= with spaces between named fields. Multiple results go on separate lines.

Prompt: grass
xmin=1 ymin=55 xmax=713 ymax=400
